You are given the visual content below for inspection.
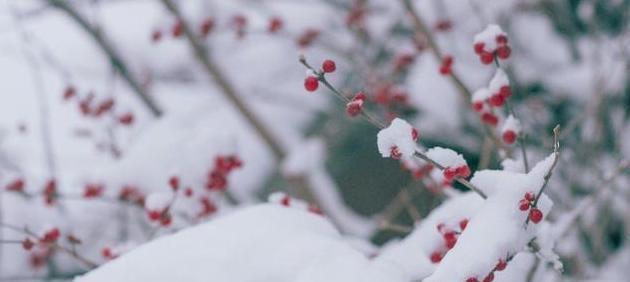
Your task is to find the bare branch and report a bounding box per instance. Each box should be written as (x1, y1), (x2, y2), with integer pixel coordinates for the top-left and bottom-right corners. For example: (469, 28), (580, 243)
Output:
(47, 0), (162, 117)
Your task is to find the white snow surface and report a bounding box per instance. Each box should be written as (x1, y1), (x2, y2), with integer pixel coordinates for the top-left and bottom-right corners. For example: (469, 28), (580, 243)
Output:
(423, 155), (557, 281)
(502, 115), (522, 134)
(74, 204), (406, 282)
(376, 118), (417, 159)
(425, 146), (467, 168)
(489, 69), (510, 94)
(473, 24), (506, 52)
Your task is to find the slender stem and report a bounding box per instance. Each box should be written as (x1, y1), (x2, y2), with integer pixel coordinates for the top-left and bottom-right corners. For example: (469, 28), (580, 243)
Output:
(300, 56), (487, 199)
(399, 0), (505, 153)
(0, 222), (98, 268)
(47, 0), (162, 117)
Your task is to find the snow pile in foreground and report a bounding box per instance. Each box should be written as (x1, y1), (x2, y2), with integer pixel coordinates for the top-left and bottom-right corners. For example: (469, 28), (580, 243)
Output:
(74, 205), (405, 282)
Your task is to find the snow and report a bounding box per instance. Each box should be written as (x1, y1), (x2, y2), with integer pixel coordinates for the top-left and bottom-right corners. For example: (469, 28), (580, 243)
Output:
(473, 24), (506, 52)
(423, 155), (557, 281)
(376, 118), (417, 159)
(425, 147), (467, 168)
(472, 87), (491, 103)
(144, 192), (172, 212)
(74, 204), (406, 282)
(281, 138), (326, 177)
(489, 69), (510, 95)
(502, 115), (521, 134)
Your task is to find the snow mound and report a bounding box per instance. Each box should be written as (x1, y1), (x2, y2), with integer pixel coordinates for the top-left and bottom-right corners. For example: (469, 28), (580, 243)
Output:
(376, 118), (417, 159)
(74, 205), (406, 282)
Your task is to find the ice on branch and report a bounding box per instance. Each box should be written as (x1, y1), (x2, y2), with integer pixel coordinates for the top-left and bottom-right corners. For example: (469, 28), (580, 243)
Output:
(423, 155), (557, 281)
(376, 118), (417, 159)
(75, 205), (406, 282)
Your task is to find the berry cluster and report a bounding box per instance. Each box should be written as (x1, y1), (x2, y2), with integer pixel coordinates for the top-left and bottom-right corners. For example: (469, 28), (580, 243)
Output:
(145, 192), (174, 227)
(270, 193), (323, 216)
(62, 85), (134, 126)
(442, 164), (471, 183)
(430, 219), (469, 263)
(392, 52), (416, 73)
(118, 185), (146, 205)
(206, 155), (243, 191)
(5, 178), (25, 192)
(473, 25), (511, 65)
(518, 192), (544, 224)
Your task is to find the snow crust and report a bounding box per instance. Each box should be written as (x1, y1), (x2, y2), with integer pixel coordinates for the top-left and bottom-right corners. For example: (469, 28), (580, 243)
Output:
(502, 115), (522, 134)
(473, 24), (506, 51)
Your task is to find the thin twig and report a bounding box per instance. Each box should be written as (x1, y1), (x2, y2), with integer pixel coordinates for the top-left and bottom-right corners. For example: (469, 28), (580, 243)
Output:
(300, 56), (488, 199)
(47, 0), (162, 117)
(0, 222), (98, 268)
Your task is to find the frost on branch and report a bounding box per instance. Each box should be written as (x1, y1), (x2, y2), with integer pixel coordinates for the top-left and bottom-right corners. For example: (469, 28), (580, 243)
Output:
(423, 155), (557, 281)
(74, 205), (406, 282)
(376, 118), (417, 159)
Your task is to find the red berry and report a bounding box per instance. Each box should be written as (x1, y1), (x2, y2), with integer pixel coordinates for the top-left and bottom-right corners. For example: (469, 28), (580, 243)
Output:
(268, 17), (283, 33)
(430, 251), (442, 263)
(63, 86), (76, 100)
(434, 20), (453, 32)
(466, 278), (480, 282)
(148, 210), (161, 221)
(102, 247), (113, 259)
(83, 184), (104, 199)
(443, 167), (458, 180)
(411, 128), (419, 141)
(280, 195), (290, 206)
(495, 259), (507, 271)
(497, 46), (511, 60)
(308, 204), (323, 215)
(304, 76), (319, 92)
(480, 113), (498, 126)
(472, 101), (484, 112)
(480, 51), (494, 65)
(474, 42), (485, 54)
(518, 199), (530, 211)
(502, 130), (517, 144)
(169, 176), (180, 191)
(22, 238), (34, 251)
(524, 192), (535, 201)
(184, 188), (193, 197)
(160, 214), (172, 226)
(459, 219), (469, 230)
(496, 34), (508, 45)
(172, 20), (184, 38)
(483, 272), (495, 282)
(200, 18), (215, 37)
(6, 178), (25, 192)
(529, 208), (543, 223)
(489, 94), (505, 107)
(346, 100), (363, 117)
(442, 55), (454, 67)
(436, 223), (446, 232)
(390, 146), (402, 160)
(151, 29), (162, 43)
(456, 165), (471, 178)
(42, 228), (60, 243)
(439, 65), (451, 75)
(322, 59), (336, 73)
(118, 113), (134, 125)
(353, 92), (367, 101)
(445, 236), (457, 249)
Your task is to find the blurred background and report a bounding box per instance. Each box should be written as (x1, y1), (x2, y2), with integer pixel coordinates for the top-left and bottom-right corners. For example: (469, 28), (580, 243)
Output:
(0, 0), (627, 281)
